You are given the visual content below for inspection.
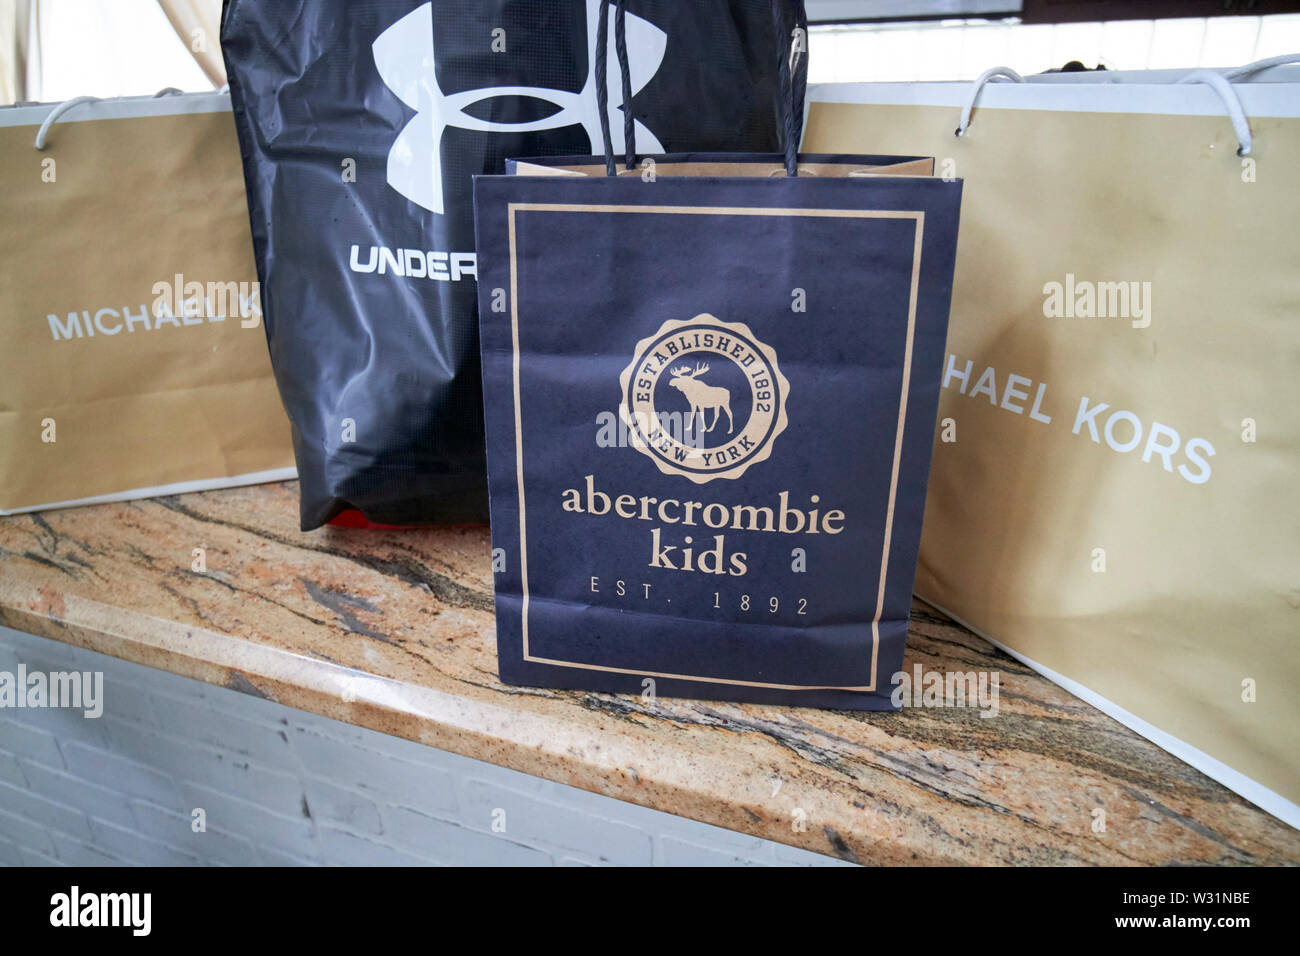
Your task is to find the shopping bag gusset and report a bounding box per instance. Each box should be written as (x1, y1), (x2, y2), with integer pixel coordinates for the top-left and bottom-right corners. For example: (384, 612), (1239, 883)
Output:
(473, 0), (962, 707)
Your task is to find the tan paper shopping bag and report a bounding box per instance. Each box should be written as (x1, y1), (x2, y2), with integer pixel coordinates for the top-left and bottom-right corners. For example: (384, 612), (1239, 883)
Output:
(805, 73), (1300, 827)
(0, 93), (294, 514)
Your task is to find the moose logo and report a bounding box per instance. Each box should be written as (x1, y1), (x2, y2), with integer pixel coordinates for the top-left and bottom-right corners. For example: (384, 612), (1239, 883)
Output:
(668, 362), (733, 435)
(619, 314), (789, 483)
(372, 0), (667, 214)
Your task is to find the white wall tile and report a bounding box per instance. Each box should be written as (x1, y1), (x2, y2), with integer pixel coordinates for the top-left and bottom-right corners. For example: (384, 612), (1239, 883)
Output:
(0, 625), (847, 867)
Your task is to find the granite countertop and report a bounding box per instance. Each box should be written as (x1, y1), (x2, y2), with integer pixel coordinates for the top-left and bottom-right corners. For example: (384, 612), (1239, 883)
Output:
(0, 481), (1296, 865)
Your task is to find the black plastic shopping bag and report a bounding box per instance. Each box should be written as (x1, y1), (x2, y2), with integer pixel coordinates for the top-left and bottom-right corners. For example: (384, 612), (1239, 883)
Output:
(472, 8), (963, 708)
(221, 0), (804, 530)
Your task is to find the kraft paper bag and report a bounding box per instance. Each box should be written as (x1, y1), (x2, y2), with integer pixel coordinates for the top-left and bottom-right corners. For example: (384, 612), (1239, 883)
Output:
(0, 93), (295, 515)
(804, 72), (1300, 824)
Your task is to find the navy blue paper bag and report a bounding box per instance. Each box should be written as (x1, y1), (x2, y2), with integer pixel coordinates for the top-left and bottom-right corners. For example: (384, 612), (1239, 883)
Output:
(473, 6), (961, 709)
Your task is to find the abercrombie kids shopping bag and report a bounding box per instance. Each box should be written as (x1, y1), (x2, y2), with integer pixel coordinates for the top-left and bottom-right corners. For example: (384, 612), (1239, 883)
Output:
(473, 3), (963, 708)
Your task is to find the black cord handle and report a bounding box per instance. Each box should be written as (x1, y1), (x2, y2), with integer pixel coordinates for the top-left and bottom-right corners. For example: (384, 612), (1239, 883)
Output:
(772, 0), (809, 177)
(595, 0), (617, 176)
(595, 1), (809, 178)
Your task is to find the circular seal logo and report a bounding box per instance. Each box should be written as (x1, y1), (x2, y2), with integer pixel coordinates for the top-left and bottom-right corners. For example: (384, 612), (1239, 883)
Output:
(618, 314), (789, 482)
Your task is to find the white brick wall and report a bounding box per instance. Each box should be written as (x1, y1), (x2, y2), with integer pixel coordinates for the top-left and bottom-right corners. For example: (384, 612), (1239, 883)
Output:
(0, 626), (849, 867)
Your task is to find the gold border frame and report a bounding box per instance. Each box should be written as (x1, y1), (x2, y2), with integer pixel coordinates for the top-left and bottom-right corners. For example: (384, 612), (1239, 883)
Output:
(508, 202), (925, 692)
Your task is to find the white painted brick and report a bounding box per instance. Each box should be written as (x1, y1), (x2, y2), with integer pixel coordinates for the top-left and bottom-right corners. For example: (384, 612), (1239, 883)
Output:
(256, 844), (321, 866)
(0, 627), (848, 868)
(61, 740), (179, 806)
(0, 836), (20, 866)
(214, 760), (306, 817)
(0, 704), (107, 749)
(149, 693), (295, 764)
(88, 817), (200, 866)
(773, 838), (854, 866)
(293, 710), (418, 755)
(129, 802), (259, 866)
(0, 750), (24, 787)
(102, 719), (305, 817)
(555, 781), (767, 854)
(19, 846), (64, 867)
(178, 783), (318, 859)
(462, 779), (652, 866)
(294, 711), (494, 780)
(302, 778), (382, 835)
(0, 715), (65, 766)
(97, 679), (157, 727)
(139, 670), (293, 729)
(18, 759), (136, 829)
(0, 627), (47, 652)
(293, 727), (457, 816)
(0, 807), (56, 856)
(49, 832), (127, 866)
(0, 779), (92, 841)
(662, 837), (770, 866)
(291, 710), (379, 746)
(379, 805), (553, 866)
(318, 826), (441, 867)
(12, 639), (75, 668)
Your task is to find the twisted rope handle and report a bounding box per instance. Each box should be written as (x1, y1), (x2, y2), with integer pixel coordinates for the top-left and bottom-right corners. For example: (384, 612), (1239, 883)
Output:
(772, 0), (809, 177)
(595, 1), (810, 177)
(594, 0), (617, 176)
(615, 0), (635, 170)
(594, 0), (636, 175)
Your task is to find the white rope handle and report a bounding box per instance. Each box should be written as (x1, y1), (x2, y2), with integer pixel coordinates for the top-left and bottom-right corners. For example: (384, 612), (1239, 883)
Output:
(34, 88), (187, 150)
(1225, 52), (1300, 81)
(1173, 54), (1300, 156)
(33, 96), (101, 150)
(955, 66), (1024, 136)
(949, 53), (1297, 154)
(1176, 69), (1253, 156)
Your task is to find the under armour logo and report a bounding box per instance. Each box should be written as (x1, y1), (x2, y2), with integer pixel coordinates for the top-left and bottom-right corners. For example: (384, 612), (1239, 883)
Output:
(372, 0), (666, 214)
